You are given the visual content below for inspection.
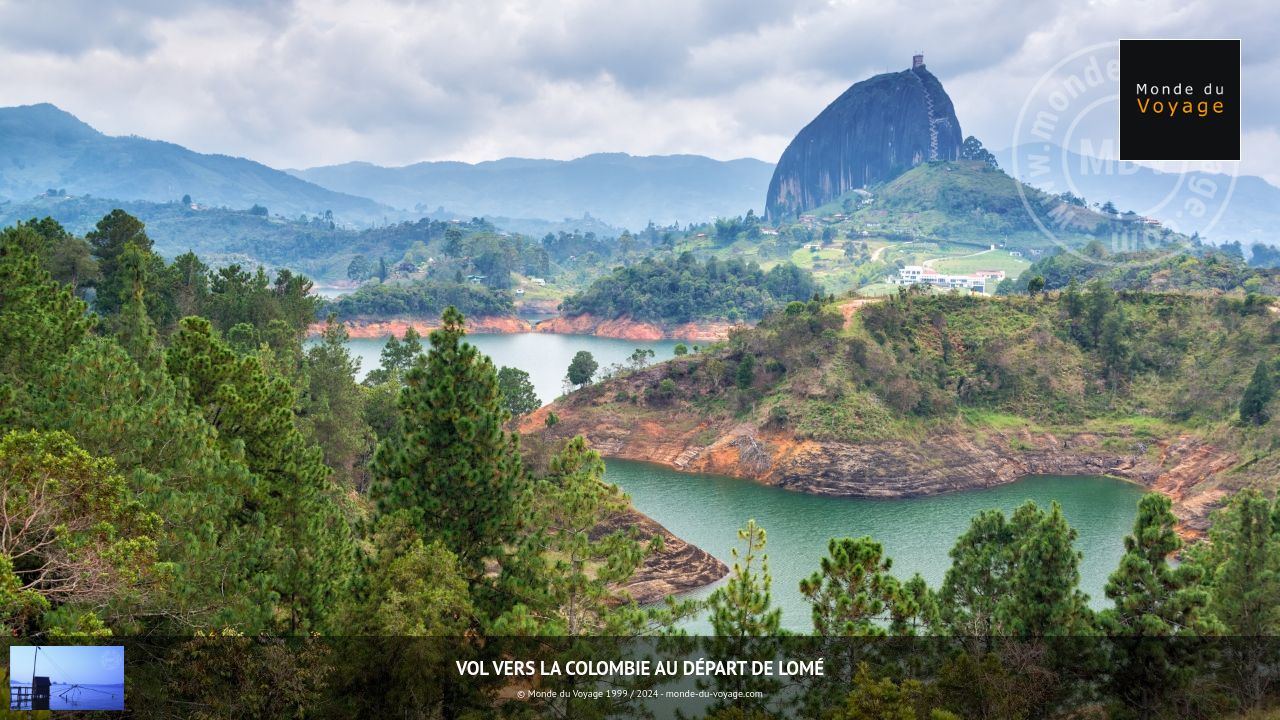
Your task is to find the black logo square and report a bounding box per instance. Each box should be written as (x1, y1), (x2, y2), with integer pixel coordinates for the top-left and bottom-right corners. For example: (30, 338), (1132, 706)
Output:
(1120, 39), (1240, 161)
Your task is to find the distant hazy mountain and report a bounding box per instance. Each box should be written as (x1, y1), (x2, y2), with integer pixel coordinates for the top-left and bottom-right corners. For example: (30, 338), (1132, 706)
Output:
(995, 144), (1280, 249)
(0, 103), (392, 223)
(290, 153), (775, 231)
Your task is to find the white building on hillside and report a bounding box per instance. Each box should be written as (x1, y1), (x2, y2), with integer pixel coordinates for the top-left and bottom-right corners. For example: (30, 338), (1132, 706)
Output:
(894, 265), (1005, 294)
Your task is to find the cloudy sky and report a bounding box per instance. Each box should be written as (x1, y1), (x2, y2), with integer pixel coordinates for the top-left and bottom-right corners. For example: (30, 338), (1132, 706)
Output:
(3, 0), (1278, 182)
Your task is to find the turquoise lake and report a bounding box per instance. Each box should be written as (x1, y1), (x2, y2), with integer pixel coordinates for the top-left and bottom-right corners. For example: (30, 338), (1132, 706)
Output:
(336, 332), (1146, 633)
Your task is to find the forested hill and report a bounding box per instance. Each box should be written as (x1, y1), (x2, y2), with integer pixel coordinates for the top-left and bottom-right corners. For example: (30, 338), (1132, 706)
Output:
(558, 253), (820, 324)
(835, 159), (1141, 255)
(0, 194), (495, 282)
(554, 289), (1276, 439)
(327, 279), (515, 320)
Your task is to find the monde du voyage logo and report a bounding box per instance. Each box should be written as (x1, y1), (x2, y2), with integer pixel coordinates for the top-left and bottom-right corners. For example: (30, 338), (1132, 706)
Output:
(1120, 39), (1241, 161)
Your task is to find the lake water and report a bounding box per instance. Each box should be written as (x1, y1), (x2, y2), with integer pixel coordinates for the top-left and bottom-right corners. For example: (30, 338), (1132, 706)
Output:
(336, 332), (1146, 633)
(606, 461), (1146, 633)
(339, 334), (682, 406)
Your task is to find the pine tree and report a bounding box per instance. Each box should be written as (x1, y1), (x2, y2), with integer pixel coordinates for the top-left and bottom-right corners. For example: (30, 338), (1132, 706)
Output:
(370, 307), (527, 571)
(496, 366), (540, 417)
(1100, 493), (1218, 717)
(170, 250), (209, 318)
(939, 509), (1017, 636)
(996, 502), (1093, 636)
(736, 353), (756, 390)
(167, 317), (356, 632)
(112, 242), (163, 371)
(707, 519), (782, 638)
(1084, 279), (1114, 346)
(1099, 308), (1131, 386)
(942, 502), (1092, 637)
(382, 326), (423, 373)
(86, 209), (152, 315)
(1202, 490), (1280, 636)
(1239, 360), (1274, 425)
(36, 337), (273, 631)
(0, 226), (95, 425)
(1194, 490), (1280, 710)
(1102, 493), (1213, 635)
(496, 436), (668, 635)
(702, 519), (785, 719)
(801, 536), (934, 636)
(300, 315), (375, 489)
(1063, 277), (1083, 318)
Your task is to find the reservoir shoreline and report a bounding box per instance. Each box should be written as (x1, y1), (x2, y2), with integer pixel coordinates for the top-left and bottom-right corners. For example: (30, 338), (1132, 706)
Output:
(520, 390), (1234, 541)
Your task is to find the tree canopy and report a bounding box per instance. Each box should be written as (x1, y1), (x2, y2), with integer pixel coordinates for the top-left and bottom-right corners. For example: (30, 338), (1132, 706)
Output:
(560, 253), (819, 323)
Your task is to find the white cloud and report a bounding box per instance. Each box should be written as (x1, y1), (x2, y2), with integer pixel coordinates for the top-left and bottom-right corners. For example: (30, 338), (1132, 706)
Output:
(0, 0), (1276, 174)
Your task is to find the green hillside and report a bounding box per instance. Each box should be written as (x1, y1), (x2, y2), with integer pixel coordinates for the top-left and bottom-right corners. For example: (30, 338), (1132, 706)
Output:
(815, 160), (1167, 255)
(543, 288), (1280, 517)
(560, 289), (1273, 438)
(1007, 241), (1280, 295)
(656, 161), (1187, 298)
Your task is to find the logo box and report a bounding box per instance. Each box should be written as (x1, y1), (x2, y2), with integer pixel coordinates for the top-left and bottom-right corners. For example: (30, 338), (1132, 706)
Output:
(1119, 39), (1240, 161)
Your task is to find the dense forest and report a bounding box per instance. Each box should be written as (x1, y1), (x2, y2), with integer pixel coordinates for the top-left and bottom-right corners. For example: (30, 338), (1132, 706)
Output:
(7, 210), (1280, 717)
(0, 194), (661, 287)
(326, 279), (516, 319)
(559, 252), (821, 323)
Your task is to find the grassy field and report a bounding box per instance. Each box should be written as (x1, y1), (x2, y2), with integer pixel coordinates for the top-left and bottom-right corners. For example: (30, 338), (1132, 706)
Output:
(789, 246), (846, 269)
(931, 249), (1030, 276)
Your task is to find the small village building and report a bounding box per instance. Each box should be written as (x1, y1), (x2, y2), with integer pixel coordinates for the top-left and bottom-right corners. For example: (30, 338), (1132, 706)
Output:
(894, 265), (1006, 294)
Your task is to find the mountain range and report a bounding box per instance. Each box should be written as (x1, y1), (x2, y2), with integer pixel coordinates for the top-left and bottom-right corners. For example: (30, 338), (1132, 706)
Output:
(3, 102), (1279, 250)
(0, 103), (774, 231)
(0, 104), (392, 223)
(288, 153), (774, 231)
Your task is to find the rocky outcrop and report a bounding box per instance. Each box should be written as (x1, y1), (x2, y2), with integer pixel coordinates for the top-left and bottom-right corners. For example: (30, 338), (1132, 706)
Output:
(315, 315), (531, 338)
(766, 62), (963, 220)
(604, 508), (728, 604)
(521, 401), (1238, 541)
(534, 314), (742, 342)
